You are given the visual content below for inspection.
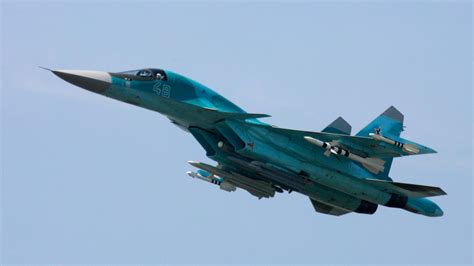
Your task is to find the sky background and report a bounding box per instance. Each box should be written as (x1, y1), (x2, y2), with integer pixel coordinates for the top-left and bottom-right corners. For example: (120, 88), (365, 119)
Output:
(1, 1), (472, 265)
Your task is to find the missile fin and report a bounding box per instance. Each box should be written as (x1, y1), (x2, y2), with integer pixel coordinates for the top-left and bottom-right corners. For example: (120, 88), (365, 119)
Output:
(402, 144), (420, 154)
(361, 157), (386, 174)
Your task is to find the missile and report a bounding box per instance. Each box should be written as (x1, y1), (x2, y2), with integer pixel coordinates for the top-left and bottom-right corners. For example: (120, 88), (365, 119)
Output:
(187, 170), (213, 183)
(187, 170), (223, 185)
(186, 166), (224, 186)
(188, 161), (230, 180)
(369, 133), (420, 154)
(188, 161), (277, 196)
(304, 136), (385, 174)
(187, 170), (236, 192)
(304, 136), (333, 156)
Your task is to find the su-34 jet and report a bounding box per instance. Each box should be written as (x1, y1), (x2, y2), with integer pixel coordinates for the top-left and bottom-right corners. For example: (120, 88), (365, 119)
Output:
(47, 67), (446, 217)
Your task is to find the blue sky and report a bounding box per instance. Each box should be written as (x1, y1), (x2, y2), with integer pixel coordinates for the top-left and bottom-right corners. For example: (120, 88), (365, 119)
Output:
(1, 1), (472, 264)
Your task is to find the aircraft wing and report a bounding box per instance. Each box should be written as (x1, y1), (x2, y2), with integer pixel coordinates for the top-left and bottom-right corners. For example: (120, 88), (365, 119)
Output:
(263, 126), (436, 159)
(238, 106), (436, 159)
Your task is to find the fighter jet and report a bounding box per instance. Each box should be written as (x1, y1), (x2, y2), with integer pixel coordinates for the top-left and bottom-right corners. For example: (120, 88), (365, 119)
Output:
(47, 67), (446, 217)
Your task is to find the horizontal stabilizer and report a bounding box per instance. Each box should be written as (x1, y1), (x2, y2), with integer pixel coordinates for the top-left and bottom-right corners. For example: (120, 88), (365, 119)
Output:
(362, 178), (447, 198)
(322, 117), (351, 135)
(310, 198), (351, 216)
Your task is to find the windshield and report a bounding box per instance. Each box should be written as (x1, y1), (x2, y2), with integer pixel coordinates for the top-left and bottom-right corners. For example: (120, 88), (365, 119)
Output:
(137, 69), (152, 77)
(117, 68), (167, 81)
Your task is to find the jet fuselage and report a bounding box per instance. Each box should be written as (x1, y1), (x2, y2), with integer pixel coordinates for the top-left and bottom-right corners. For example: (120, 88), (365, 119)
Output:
(49, 68), (445, 217)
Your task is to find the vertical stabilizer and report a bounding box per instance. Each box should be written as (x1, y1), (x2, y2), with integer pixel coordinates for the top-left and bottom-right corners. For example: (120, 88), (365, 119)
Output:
(356, 106), (404, 137)
(356, 106), (404, 180)
(322, 117), (352, 135)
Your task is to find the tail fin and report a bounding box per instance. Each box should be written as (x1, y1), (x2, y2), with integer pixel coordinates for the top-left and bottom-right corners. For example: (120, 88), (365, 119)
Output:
(356, 106), (404, 179)
(356, 106), (404, 137)
(322, 117), (352, 135)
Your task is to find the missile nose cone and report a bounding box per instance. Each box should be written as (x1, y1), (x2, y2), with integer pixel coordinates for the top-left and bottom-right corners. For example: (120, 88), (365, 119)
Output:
(188, 161), (198, 165)
(304, 136), (325, 147)
(48, 69), (112, 93)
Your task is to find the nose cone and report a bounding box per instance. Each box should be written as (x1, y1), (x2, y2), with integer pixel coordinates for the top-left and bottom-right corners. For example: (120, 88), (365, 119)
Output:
(50, 69), (112, 93)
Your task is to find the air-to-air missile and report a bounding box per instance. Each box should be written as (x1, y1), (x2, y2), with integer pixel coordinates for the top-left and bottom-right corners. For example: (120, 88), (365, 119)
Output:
(187, 161), (276, 198)
(304, 136), (385, 174)
(187, 169), (236, 192)
(369, 132), (420, 154)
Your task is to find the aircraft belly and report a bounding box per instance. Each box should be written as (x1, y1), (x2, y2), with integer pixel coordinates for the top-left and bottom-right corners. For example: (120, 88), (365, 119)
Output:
(215, 154), (378, 215)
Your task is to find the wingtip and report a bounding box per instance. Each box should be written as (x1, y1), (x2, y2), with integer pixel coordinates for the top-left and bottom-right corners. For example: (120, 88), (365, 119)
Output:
(416, 143), (438, 154)
(425, 147), (438, 154)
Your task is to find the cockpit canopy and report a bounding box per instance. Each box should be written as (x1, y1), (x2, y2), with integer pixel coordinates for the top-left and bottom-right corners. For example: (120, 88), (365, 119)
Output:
(117, 68), (167, 81)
